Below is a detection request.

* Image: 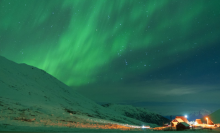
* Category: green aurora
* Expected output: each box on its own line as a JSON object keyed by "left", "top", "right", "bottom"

{"left": 1, "top": 0, "right": 220, "bottom": 115}
{"left": 1, "top": 0, "right": 219, "bottom": 87}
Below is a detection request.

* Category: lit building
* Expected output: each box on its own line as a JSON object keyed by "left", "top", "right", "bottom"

{"left": 171, "top": 116, "right": 189, "bottom": 127}
{"left": 195, "top": 119, "right": 202, "bottom": 124}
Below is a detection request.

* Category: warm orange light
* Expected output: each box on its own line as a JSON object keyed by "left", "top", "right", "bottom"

{"left": 206, "top": 118, "right": 208, "bottom": 120}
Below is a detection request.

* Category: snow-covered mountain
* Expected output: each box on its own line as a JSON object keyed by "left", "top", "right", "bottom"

{"left": 0, "top": 56, "right": 158, "bottom": 131}
{"left": 102, "top": 103, "right": 170, "bottom": 126}
{"left": 188, "top": 109, "right": 212, "bottom": 121}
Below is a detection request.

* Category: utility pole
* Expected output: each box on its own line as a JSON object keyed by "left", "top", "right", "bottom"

{"left": 170, "top": 115, "right": 172, "bottom": 130}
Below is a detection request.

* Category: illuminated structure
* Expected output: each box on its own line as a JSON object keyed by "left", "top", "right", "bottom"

{"left": 172, "top": 116, "right": 215, "bottom": 129}
{"left": 206, "top": 117, "right": 214, "bottom": 125}
{"left": 195, "top": 119, "right": 202, "bottom": 124}
{"left": 193, "top": 118, "right": 214, "bottom": 128}
{"left": 171, "top": 116, "right": 189, "bottom": 127}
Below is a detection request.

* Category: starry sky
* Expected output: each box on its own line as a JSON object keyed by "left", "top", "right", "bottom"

{"left": 0, "top": 0, "right": 220, "bottom": 116}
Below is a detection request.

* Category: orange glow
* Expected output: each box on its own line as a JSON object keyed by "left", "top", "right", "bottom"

{"left": 0, "top": 116, "right": 143, "bottom": 131}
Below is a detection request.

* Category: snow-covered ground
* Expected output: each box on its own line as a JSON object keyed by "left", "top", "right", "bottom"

{"left": 0, "top": 129, "right": 218, "bottom": 133}
{"left": 1, "top": 55, "right": 219, "bottom": 132}
{"left": 0, "top": 56, "right": 159, "bottom": 131}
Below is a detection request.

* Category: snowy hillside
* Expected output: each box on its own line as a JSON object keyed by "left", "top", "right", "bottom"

{"left": 201, "top": 109, "right": 220, "bottom": 124}
{"left": 102, "top": 103, "right": 170, "bottom": 126}
{"left": 188, "top": 109, "right": 212, "bottom": 121}
{"left": 0, "top": 56, "right": 157, "bottom": 131}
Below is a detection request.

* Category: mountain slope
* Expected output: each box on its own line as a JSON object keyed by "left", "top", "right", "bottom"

{"left": 201, "top": 109, "right": 220, "bottom": 124}
{"left": 102, "top": 103, "right": 170, "bottom": 126}
{"left": 0, "top": 56, "right": 157, "bottom": 131}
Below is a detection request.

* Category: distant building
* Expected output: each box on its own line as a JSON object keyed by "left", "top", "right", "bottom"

{"left": 194, "top": 118, "right": 215, "bottom": 128}
{"left": 163, "top": 123, "right": 169, "bottom": 127}
{"left": 201, "top": 118, "right": 215, "bottom": 125}
{"left": 175, "top": 116, "right": 189, "bottom": 123}
{"left": 171, "top": 116, "right": 189, "bottom": 127}
{"left": 176, "top": 122, "right": 190, "bottom": 131}
{"left": 207, "top": 119, "right": 214, "bottom": 125}
{"left": 195, "top": 119, "right": 202, "bottom": 124}
{"left": 172, "top": 118, "right": 184, "bottom": 127}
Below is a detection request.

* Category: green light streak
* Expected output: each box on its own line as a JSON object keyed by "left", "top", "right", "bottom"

{"left": 0, "top": 0, "right": 219, "bottom": 87}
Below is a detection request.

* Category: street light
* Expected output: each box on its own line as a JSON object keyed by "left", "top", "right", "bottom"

{"left": 185, "top": 115, "right": 187, "bottom": 118}
{"left": 206, "top": 118, "right": 208, "bottom": 125}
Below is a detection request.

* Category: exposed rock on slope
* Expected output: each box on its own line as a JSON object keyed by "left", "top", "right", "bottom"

{"left": 102, "top": 103, "right": 170, "bottom": 126}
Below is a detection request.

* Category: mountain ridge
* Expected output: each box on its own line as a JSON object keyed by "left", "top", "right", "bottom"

{"left": 187, "top": 109, "right": 212, "bottom": 121}
{"left": 0, "top": 55, "right": 158, "bottom": 131}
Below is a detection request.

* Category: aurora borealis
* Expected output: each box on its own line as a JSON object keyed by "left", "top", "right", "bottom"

{"left": 0, "top": 0, "right": 220, "bottom": 115}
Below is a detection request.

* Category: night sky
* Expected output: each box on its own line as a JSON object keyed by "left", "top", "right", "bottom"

{"left": 0, "top": 0, "right": 220, "bottom": 116}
